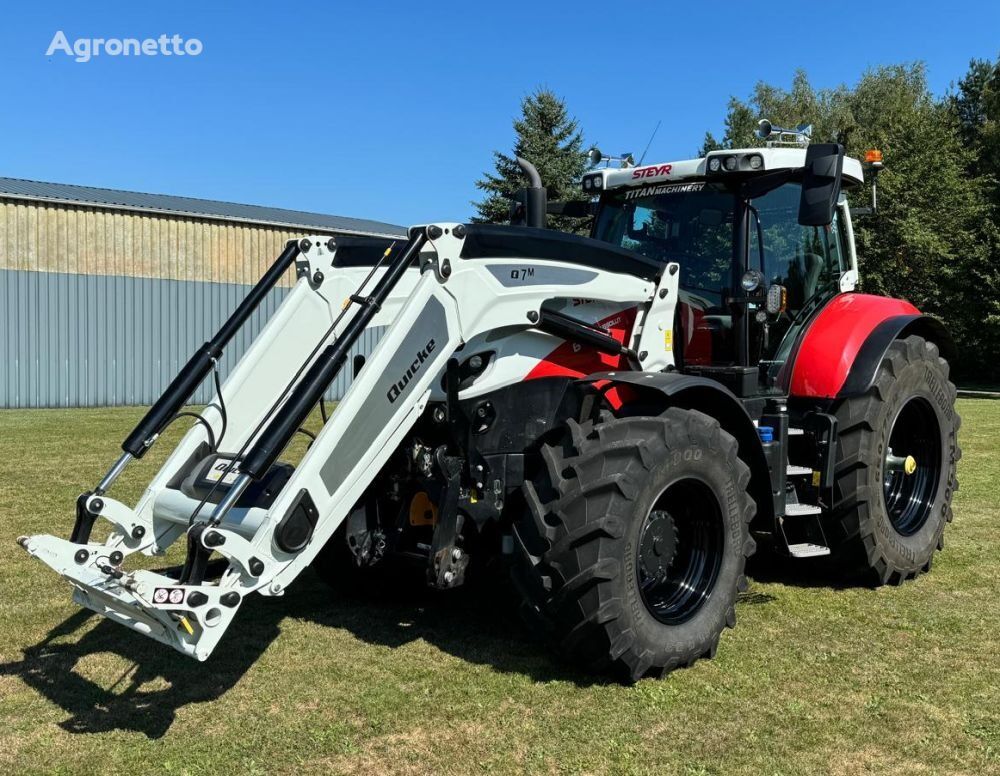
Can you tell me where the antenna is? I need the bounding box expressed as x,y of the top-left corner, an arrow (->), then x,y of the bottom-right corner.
638,120 -> 662,166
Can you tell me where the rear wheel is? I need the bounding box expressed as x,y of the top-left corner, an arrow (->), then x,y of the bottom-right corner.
829,335 -> 961,584
511,409 -> 756,681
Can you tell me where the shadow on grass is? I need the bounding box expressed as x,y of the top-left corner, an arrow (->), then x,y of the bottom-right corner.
746,545 -> 871,590
0,598 -> 282,739
0,569 -> 603,739
3,550 -> 859,739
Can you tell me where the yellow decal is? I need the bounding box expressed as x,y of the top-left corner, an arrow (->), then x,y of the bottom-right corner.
663,329 -> 673,351
811,470 -> 822,487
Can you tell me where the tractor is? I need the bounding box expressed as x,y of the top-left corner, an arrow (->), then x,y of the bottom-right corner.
20,120 -> 960,681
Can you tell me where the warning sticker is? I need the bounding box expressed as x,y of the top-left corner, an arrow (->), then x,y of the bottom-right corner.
664,329 -> 673,351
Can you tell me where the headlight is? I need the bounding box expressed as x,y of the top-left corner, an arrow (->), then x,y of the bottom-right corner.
708,157 -> 721,172
593,176 -> 603,189
749,154 -> 763,170
583,178 -> 592,191
741,269 -> 764,292
724,156 -> 738,171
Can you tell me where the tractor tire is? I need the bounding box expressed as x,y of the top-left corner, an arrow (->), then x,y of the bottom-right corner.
511,408 -> 756,682
829,335 -> 961,585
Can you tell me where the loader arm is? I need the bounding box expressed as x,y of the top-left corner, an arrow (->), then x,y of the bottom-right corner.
20,225 -> 661,660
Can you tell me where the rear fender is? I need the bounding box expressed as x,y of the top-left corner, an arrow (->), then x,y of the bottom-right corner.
838,314 -> 956,398
788,293 -> 956,399
580,371 -> 773,527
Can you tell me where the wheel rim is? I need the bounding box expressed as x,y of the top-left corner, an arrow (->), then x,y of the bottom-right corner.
636,478 -> 725,625
883,396 -> 942,536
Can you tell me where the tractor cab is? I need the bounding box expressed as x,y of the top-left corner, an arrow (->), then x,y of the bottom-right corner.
584,129 -> 866,398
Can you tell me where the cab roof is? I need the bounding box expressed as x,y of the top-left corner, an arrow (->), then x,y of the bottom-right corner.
588,147 -> 865,192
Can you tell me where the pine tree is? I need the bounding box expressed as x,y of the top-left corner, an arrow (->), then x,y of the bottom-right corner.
951,56 -> 1000,205
473,89 -> 589,234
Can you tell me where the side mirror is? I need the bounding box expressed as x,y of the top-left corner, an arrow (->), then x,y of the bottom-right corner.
798,143 -> 843,226
587,148 -> 603,167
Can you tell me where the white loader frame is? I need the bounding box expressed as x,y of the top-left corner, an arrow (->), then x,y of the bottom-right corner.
21,225 -> 678,660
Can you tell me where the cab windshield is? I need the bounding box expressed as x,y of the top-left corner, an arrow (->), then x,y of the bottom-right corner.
592,180 -> 847,375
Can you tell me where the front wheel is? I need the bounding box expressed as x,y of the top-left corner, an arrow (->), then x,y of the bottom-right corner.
829,335 -> 961,584
511,409 -> 756,682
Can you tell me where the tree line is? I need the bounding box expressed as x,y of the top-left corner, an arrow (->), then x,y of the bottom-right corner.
475,59 -> 1000,384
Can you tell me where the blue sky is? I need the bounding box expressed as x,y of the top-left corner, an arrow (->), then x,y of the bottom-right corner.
2,1 -> 998,229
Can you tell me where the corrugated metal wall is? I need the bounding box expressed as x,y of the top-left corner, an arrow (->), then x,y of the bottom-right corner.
0,198 -> 303,285
0,197 -> 380,408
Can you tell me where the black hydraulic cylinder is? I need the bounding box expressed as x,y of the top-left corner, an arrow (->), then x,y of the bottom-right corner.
537,308 -> 630,357
122,240 -> 301,458
240,232 -> 428,480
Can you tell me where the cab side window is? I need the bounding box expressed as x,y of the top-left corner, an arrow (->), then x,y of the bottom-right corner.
749,183 -> 846,311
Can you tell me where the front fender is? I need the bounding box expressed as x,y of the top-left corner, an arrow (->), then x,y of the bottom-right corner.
581,371 -> 773,527
787,293 -> 951,399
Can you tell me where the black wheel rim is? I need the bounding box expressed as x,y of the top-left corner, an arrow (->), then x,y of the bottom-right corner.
636,478 -> 725,625
883,396 -> 942,536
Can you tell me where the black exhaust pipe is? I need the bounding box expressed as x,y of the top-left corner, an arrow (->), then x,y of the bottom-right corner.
514,156 -> 547,229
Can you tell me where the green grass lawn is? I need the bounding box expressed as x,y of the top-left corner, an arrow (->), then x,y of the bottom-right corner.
0,400 -> 998,775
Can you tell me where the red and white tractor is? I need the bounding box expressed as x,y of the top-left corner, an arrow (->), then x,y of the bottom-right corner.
20,120 -> 960,681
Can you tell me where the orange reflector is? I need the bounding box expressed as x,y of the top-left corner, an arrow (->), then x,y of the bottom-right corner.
409,491 -> 438,526
865,149 -> 883,163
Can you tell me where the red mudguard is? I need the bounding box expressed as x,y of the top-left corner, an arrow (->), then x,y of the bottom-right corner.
788,293 -> 919,399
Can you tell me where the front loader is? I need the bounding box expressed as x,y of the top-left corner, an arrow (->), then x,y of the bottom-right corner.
21,126 -> 961,681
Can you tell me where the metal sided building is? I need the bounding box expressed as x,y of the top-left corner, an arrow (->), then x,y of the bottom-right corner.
0,178 -> 405,408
